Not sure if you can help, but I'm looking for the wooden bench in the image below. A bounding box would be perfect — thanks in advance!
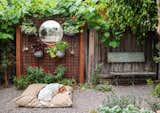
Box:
[110,72,156,85]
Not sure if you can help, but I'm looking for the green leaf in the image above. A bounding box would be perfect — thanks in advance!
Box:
[109,41,119,48]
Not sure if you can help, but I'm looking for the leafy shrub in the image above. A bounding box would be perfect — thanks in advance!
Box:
[21,20,37,36]
[80,83,93,90]
[91,64,103,85]
[13,76,29,90]
[99,104,154,113]
[146,79,160,97]
[54,65,66,81]
[95,84,112,92]
[146,99,160,112]
[151,84,160,97]
[14,65,67,89]
[58,78,77,86]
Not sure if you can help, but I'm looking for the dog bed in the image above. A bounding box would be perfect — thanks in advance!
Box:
[14,83,73,107]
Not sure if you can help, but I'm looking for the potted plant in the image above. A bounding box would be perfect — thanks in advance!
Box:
[32,43,45,58]
[21,20,37,37]
[47,41,69,58]
[63,17,83,36]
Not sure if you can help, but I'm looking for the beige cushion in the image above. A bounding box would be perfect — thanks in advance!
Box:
[14,83,73,108]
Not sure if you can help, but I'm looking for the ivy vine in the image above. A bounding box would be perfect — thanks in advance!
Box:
[0,0,158,48]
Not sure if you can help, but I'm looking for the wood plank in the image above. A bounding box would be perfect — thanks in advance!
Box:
[87,29,95,82]
[108,52,145,63]
[16,26,21,77]
[110,72,156,76]
[79,27,85,83]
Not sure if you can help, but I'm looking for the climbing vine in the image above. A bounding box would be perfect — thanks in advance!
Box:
[0,0,158,48]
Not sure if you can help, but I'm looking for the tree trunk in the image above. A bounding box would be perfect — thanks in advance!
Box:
[4,70,8,88]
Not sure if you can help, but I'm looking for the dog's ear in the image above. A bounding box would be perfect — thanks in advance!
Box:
[58,86,67,93]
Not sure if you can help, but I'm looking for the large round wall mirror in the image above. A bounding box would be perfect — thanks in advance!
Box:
[39,20,63,44]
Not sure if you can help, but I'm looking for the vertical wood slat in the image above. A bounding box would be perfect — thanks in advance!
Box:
[16,26,21,77]
[87,29,95,82]
[79,28,85,83]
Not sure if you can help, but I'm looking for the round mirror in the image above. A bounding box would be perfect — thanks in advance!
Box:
[39,20,63,43]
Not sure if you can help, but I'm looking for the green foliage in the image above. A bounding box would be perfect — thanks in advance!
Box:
[80,83,93,90]
[91,64,102,85]
[13,65,68,89]
[146,99,160,112]
[147,79,160,97]
[95,84,112,92]
[63,18,84,35]
[98,104,154,113]
[21,20,37,36]
[153,42,160,63]
[103,94,141,109]
[151,84,160,97]
[54,65,66,81]
[0,0,157,48]
[0,40,15,70]
[47,41,69,58]
[58,78,77,86]
[13,76,29,89]
[99,94,154,113]
[146,79,154,86]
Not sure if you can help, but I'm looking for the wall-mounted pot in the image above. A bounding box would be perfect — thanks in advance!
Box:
[56,51,65,58]
[34,50,43,58]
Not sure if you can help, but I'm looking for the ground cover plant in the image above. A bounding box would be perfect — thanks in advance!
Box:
[95,94,154,113]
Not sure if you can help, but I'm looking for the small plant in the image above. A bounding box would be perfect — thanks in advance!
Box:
[58,78,77,86]
[95,84,112,92]
[91,63,103,86]
[47,41,69,58]
[21,20,37,36]
[54,65,66,81]
[64,25,80,36]
[153,42,160,63]
[151,84,160,97]
[63,18,83,36]
[80,83,93,90]
[146,99,160,112]
[13,76,29,90]
[147,79,160,97]
[146,79,154,86]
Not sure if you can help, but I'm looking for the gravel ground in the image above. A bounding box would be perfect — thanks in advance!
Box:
[0,85,156,113]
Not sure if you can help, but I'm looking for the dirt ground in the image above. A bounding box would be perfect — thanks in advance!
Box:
[0,85,156,113]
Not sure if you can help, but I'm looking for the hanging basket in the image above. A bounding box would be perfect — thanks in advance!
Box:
[56,51,65,58]
[33,50,43,58]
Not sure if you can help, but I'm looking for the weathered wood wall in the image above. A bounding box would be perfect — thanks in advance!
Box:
[88,30,157,81]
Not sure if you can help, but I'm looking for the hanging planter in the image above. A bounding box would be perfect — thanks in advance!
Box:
[63,18,83,37]
[47,41,69,59]
[33,50,43,58]
[32,43,46,58]
[56,51,65,58]
[21,20,38,37]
